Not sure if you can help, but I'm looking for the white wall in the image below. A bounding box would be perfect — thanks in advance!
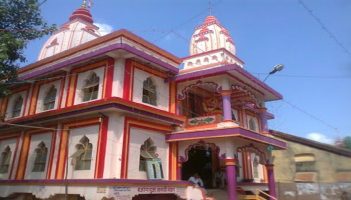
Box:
[0,138,17,179]
[127,127,168,180]
[74,67,104,105]
[24,132,52,179]
[104,113,124,178]
[112,58,125,98]
[60,73,70,108]
[66,124,99,179]
[36,80,61,113]
[132,68,169,111]
[5,91,27,120]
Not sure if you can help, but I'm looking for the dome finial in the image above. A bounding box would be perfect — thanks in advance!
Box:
[208,0,212,16]
[81,0,92,8]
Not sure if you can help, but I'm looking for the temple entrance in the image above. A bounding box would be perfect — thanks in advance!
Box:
[182,143,220,189]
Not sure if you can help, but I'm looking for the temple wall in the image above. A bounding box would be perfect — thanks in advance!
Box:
[0,138,17,179]
[24,132,52,179]
[132,68,169,111]
[36,80,62,113]
[127,127,169,180]
[112,58,125,98]
[74,66,105,105]
[66,124,99,179]
[104,113,125,178]
[5,90,27,120]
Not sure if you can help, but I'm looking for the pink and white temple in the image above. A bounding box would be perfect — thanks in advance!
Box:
[0,2,286,200]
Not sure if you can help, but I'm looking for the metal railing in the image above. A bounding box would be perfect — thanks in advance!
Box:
[256,189,277,200]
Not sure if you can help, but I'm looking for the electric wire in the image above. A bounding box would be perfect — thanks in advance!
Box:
[153,0,223,44]
[297,0,351,57]
[0,122,69,131]
[251,72,351,79]
[282,99,339,134]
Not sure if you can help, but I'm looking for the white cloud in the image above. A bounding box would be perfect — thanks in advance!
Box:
[306,132,334,144]
[94,22,113,36]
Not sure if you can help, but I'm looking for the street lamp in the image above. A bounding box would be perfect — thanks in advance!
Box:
[263,64,284,82]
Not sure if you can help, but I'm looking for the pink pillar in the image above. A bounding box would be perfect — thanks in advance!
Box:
[177,162,182,180]
[266,164,277,200]
[259,108,268,134]
[221,90,232,121]
[225,158,238,200]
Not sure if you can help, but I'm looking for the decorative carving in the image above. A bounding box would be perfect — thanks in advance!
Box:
[181,140,220,163]
[178,80,221,100]
[231,84,259,107]
[237,143,267,165]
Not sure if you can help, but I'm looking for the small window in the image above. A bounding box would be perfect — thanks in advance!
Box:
[295,154,316,172]
[248,117,258,132]
[204,57,209,63]
[43,86,57,111]
[196,59,201,65]
[139,138,163,179]
[142,77,157,106]
[32,142,48,172]
[83,72,99,102]
[71,135,93,170]
[296,162,315,172]
[12,96,23,118]
[188,62,193,67]
[139,138,157,171]
[212,55,218,61]
[0,146,12,174]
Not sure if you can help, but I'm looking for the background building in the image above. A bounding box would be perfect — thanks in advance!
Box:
[272,130,351,200]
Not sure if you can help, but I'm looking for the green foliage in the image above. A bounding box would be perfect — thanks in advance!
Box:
[342,136,351,150]
[0,0,56,97]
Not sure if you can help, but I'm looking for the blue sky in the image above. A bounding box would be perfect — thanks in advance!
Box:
[23,0,351,143]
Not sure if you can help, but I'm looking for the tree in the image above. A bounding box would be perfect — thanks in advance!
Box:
[342,136,351,150]
[335,136,351,150]
[0,0,56,97]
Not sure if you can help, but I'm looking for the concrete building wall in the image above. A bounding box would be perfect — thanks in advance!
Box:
[273,137,351,200]
[273,139,351,183]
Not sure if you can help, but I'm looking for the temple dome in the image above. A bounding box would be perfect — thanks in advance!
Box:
[189,15,236,55]
[37,5,101,60]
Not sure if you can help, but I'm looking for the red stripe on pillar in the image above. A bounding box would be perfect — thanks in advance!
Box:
[123,59,133,100]
[95,116,109,178]
[104,58,114,98]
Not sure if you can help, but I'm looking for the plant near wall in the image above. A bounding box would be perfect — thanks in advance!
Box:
[0,0,56,98]
[335,136,351,150]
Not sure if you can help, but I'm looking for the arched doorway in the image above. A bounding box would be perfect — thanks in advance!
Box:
[181,141,220,188]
